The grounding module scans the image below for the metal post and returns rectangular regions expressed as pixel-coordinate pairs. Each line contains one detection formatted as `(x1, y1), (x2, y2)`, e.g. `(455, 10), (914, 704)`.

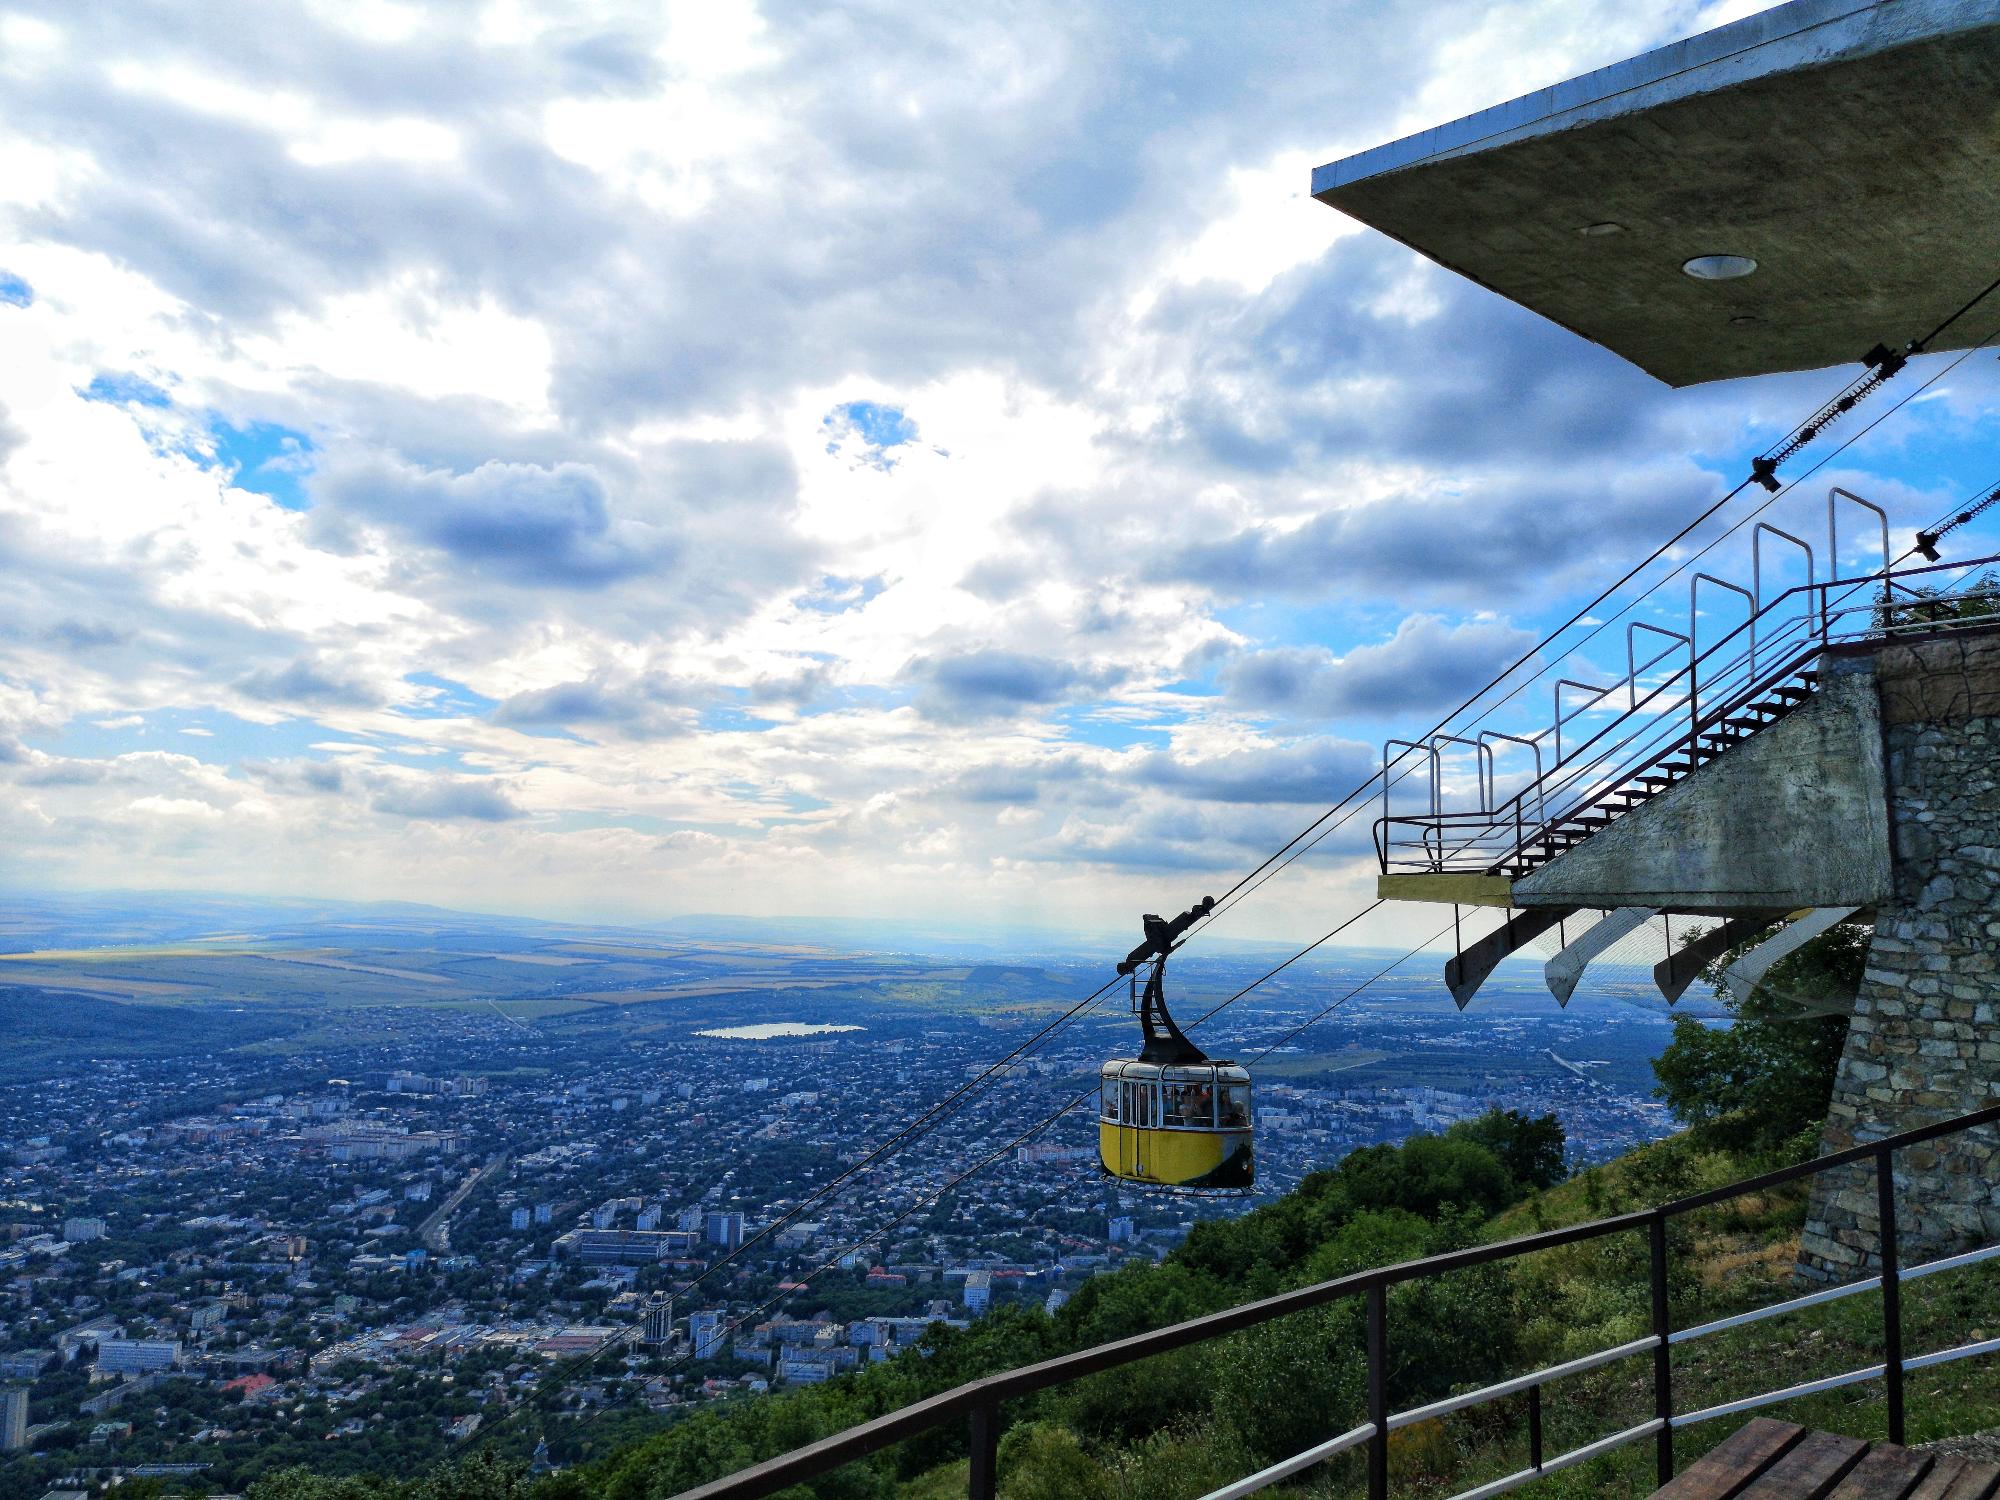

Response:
(1367, 1285), (1389, 1500)
(968, 1401), (999, 1500)
(1877, 1146), (1905, 1445)
(1649, 1213), (1674, 1486)
(1528, 1383), (1543, 1472)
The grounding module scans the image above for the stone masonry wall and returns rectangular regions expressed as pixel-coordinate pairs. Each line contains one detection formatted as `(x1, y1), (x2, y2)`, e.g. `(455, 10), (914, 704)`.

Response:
(1799, 628), (2000, 1283)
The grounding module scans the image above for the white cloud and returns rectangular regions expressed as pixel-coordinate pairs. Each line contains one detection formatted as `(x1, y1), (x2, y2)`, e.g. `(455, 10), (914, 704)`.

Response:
(0, 0), (1977, 947)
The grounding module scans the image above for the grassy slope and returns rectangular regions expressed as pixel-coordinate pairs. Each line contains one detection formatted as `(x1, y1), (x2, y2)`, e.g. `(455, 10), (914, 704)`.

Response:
(896, 1140), (2000, 1500)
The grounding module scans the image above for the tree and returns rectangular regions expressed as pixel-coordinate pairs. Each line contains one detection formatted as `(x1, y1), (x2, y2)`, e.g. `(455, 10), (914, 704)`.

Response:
(1651, 921), (1866, 1155)
(1873, 568), (1998, 630)
(1445, 1110), (1568, 1191)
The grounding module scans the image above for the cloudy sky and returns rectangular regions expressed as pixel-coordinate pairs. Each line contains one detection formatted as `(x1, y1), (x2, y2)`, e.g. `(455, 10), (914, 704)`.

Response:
(3, 0), (1996, 946)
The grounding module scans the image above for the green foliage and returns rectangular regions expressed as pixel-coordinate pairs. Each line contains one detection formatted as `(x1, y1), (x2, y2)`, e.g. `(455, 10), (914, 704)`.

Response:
(1211, 1301), (1363, 1465)
(272, 1119), (1574, 1500)
(248, 1470), (390, 1500)
(1446, 1108), (1569, 1191)
(995, 1420), (1114, 1500)
(1652, 922), (1864, 1154)
(410, 1452), (537, 1500)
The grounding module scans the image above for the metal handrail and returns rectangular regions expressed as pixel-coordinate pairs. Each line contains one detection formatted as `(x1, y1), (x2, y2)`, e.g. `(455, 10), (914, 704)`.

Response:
(1373, 555), (2000, 875)
(670, 1102), (2000, 1500)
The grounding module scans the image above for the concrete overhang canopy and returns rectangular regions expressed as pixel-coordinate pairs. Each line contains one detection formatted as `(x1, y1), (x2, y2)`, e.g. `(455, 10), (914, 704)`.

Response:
(1312, 0), (2000, 388)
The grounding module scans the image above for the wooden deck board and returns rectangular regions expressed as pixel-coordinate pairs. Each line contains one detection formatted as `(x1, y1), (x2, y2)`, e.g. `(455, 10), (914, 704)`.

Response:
(1737, 1429), (1868, 1498)
(1655, 1424), (2000, 1500)
(1827, 1448), (1935, 1499)
(1907, 1454), (2000, 1500)
(1654, 1419), (1811, 1500)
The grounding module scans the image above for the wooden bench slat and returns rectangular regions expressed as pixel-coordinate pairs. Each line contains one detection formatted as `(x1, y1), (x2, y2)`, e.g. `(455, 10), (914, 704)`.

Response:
(1652, 1420), (1810, 1500)
(1908, 1455), (2000, 1500)
(1825, 1446), (1933, 1500)
(1738, 1429), (1870, 1500)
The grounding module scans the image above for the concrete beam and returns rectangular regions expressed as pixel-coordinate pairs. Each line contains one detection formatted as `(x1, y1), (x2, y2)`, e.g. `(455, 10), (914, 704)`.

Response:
(1444, 906), (1577, 1009)
(1312, 0), (2000, 386)
(1545, 907), (1658, 1006)
(1654, 910), (1791, 1003)
(1513, 659), (1891, 912)
(1721, 906), (1864, 1005)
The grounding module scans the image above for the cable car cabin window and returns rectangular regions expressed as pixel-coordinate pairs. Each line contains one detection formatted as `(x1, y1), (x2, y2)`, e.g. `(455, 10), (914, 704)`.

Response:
(1219, 1085), (1251, 1129)
(1163, 1081), (1214, 1128)
(1099, 1082), (1119, 1123)
(1122, 1081), (1157, 1129)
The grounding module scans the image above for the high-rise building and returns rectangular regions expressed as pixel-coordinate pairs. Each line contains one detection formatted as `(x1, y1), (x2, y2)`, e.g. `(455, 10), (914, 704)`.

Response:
(0, 1387), (26, 1451)
(642, 1296), (675, 1345)
(63, 1217), (107, 1243)
(533, 1203), (552, 1226)
(511, 1208), (531, 1231)
(705, 1211), (744, 1251)
(636, 1206), (661, 1231)
(687, 1309), (726, 1361)
(962, 1271), (991, 1314)
(1108, 1216), (1135, 1244)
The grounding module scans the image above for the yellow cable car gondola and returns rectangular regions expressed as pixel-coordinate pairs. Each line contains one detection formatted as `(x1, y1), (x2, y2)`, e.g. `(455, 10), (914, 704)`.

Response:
(1098, 897), (1254, 1190)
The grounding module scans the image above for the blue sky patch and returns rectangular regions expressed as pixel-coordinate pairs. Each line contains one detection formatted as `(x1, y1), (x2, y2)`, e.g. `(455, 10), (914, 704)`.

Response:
(824, 400), (919, 469)
(1051, 704), (1174, 751)
(35, 708), (330, 766)
(399, 672), (500, 719)
(796, 573), (887, 614)
(209, 419), (314, 511)
(700, 705), (782, 734)
(80, 372), (173, 408)
(0, 273), (31, 308)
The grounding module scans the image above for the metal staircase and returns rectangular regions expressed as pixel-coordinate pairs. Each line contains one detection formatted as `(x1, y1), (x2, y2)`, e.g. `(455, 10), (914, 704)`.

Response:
(1496, 662), (1821, 878)
(1372, 489), (1999, 884)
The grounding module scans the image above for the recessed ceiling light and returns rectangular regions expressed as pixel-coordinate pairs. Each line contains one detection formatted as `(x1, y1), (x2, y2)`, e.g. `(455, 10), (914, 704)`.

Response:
(1683, 254), (1758, 281)
(1578, 221), (1625, 237)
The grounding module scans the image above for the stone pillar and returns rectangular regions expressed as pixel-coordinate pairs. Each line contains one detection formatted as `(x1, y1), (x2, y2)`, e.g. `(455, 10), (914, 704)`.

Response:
(1799, 630), (2000, 1282)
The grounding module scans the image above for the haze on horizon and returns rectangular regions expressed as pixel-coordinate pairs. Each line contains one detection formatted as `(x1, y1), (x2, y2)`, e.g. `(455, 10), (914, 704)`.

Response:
(10, 0), (1990, 950)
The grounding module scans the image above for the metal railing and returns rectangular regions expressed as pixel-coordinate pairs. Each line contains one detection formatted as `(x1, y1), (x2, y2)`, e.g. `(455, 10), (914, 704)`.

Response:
(672, 1102), (2000, 1500)
(1373, 548), (2000, 877)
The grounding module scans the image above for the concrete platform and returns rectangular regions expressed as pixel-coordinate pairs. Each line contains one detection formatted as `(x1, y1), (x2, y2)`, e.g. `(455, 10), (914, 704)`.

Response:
(1313, 0), (2000, 386)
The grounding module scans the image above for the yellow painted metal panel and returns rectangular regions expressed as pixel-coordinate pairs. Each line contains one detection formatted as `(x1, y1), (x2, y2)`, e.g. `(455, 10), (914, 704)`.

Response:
(1098, 1123), (1254, 1188)
(1376, 873), (1516, 907)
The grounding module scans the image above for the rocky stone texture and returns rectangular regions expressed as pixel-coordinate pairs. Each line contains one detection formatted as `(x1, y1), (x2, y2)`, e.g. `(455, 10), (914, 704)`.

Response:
(1799, 630), (2000, 1282)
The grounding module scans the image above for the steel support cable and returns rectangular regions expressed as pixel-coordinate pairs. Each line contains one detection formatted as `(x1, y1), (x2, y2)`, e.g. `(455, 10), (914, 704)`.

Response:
(676, 308), (2000, 1308)
(1213, 323), (2000, 894)
(655, 911), (1452, 1384)
(1185, 282), (2000, 943)
(682, 902), (1388, 1332)
(1916, 477), (2000, 560)
(494, 312), (2000, 1449)
(1751, 270), (2000, 490)
(670, 972), (1126, 1299)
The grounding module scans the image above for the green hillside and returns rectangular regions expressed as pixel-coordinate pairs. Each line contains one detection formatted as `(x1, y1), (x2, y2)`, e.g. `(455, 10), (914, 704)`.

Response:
(237, 1104), (2000, 1500)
